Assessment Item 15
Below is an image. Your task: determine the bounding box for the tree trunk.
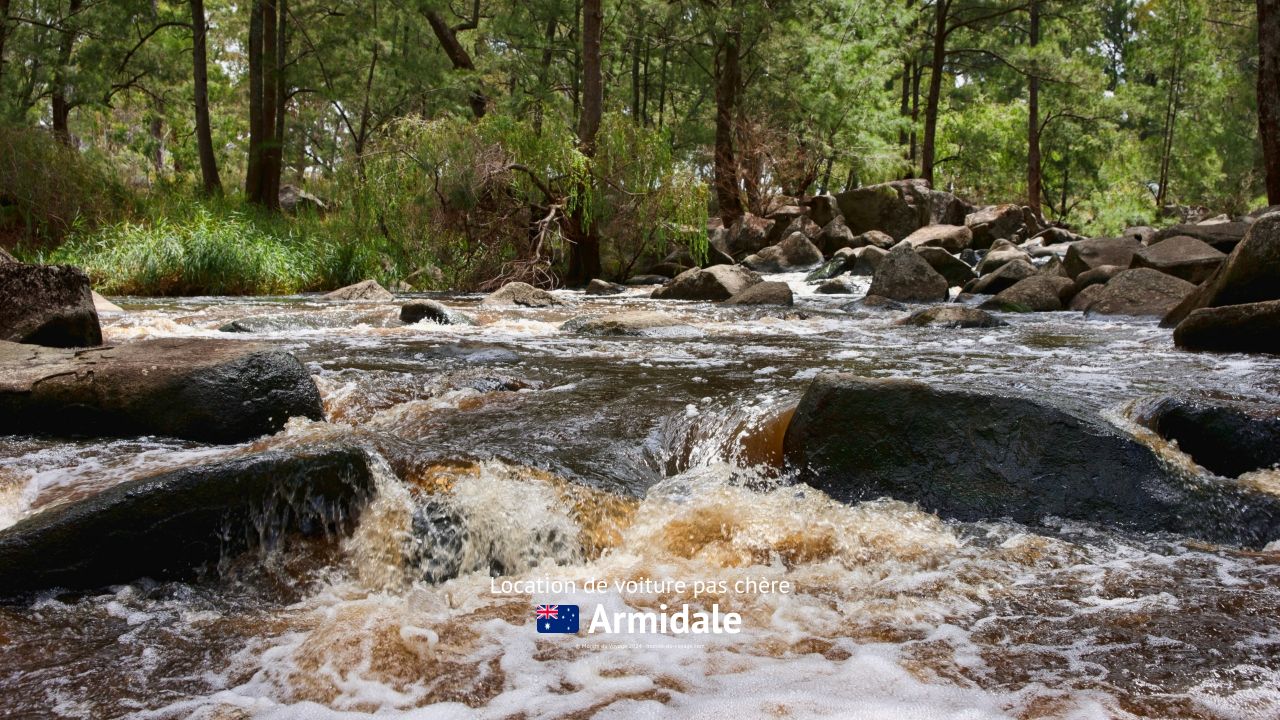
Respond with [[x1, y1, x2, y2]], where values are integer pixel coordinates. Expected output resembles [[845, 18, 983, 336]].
[[714, 28, 744, 226], [566, 0, 603, 286], [191, 0, 222, 194], [1261, 0, 1280, 205], [425, 9, 487, 119], [246, 0, 280, 209], [0, 0, 11, 89], [51, 0, 82, 146], [921, 0, 948, 187], [1026, 0, 1042, 216], [246, 0, 265, 203]]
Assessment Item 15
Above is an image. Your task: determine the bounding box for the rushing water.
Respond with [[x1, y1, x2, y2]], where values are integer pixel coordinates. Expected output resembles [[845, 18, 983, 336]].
[[2, 273, 1280, 719]]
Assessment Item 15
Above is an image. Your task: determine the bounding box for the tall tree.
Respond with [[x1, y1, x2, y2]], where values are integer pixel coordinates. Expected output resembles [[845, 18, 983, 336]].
[[714, 24, 744, 225], [1026, 0, 1041, 215], [245, 0, 282, 209], [190, 0, 221, 194], [566, 0, 602, 285], [1261, 0, 1280, 205], [51, 0, 83, 145], [424, 0, 487, 119]]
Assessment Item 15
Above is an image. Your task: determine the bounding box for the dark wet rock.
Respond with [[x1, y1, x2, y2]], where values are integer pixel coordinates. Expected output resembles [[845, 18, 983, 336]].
[[782, 373, 1280, 547], [815, 216, 856, 256], [0, 263, 102, 348], [0, 338, 325, 443], [916, 247, 977, 286], [400, 300, 475, 325], [324, 279, 394, 301], [1071, 265, 1125, 295], [1069, 283, 1105, 312], [585, 279, 628, 296], [815, 277, 857, 295], [652, 265, 762, 301], [867, 244, 949, 303], [980, 275, 1074, 312], [1063, 237, 1141, 278], [806, 247, 858, 281], [430, 368, 537, 394], [976, 239, 1031, 275], [625, 274, 668, 286], [1130, 235, 1225, 284], [903, 224, 973, 253], [742, 232, 824, 272], [0, 445, 374, 600], [834, 179, 970, 240], [1151, 222, 1249, 253], [721, 213, 776, 259], [723, 281, 794, 306], [644, 262, 692, 279], [898, 306, 1008, 328], [218, 320, 255, 333], [967, 258, 1037, 295], [966, 204, 1029, 249], [1139, 396, 1280, 478], [1162, 212, 1280, 327], [842, 295, 908, 312], [564, 310, 691, 335], [480, 282, 557, 308], [1173, 300, 1280, 354], [1085, 268, 1196, 318], [431, 343, 522, 363]]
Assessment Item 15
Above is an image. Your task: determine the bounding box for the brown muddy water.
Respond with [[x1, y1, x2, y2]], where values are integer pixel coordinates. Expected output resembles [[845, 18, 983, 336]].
[[2, 273, 1279, 719]]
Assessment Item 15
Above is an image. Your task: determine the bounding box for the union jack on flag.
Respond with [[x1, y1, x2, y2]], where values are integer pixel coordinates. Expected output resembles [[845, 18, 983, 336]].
[[535, 604, 579, 633]]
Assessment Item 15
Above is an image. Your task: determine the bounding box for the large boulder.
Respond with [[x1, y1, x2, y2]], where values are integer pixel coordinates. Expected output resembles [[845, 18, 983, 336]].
[[1063, 237, 1141, 278], [400, 300, 475, 326], [815, 216, 856, 256], [1084, 268, 1197, 318], [0, 263, 102, 348], [1173, 301, 1280, 354], [0, 445, 374, 599], [1138, 396, 1280, 478], [324, 279, 394, 301], [979, 275, 1074, 312], [720, 213, 776, 259], [916, 247, 977, 286], [1068, 284, 1105, 312], [765, 215, 823, 246], [722, 281, 794, 306], [651, 265, 762, 301], [851, 230, 896, 250], [805, 194, 841, 228], [903, 224, 973, 253], [849, 245, 889, 276], [834, 179, 969, 240], [867, 244, 949, 302], [1130, 235, 1225, 284], [968, 258, 1038, 295], [742, 232, 824, 272], [1071, 265, 1125, 295], [1151, 222, 1249, 253], [966, 204, 1030, 249], [0, 338, 325, 443], [480, 281, 557, 307], [975, 239, 1031, 275], [897, 306, 1008, 328], [1162, 212, 1280, 327], [782, 374, 1280, 547]]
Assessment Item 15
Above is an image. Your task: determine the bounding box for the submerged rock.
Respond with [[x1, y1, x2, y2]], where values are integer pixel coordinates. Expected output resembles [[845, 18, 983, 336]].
[[584, 279, 628, 295], [0, 445, 374, 600], [722, 281, 794, 306], [0, 263, 102, 348], [480, 282, 557, 308], [867, 244, 949, 302], [563, 310, 691, 335], [400, 299, 475, 325], [324, 279, 394, 301], [1173, 300, 1280, 354], [898, 306, 1008, 328], [651, 265, 762, 301], [218, 320, 255, 333], [1139, 396, 1280, 478], [0, 338, 324, 443], [815, 277, 857, 295], [782, 373, 1280, 547]]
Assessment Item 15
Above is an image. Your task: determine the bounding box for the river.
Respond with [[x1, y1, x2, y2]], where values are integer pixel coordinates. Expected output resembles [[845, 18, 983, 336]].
[[2, 273, 1279, 719]]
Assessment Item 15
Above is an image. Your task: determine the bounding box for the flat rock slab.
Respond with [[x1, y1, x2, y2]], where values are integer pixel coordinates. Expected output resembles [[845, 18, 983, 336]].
[[0, 445, 374, 600], [0, 338, 325, 443], [782, 373, 1280, 547]]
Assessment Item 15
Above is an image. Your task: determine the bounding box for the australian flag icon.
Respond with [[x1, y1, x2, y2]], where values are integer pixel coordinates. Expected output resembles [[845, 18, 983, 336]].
[[535, 604, 579, 634]]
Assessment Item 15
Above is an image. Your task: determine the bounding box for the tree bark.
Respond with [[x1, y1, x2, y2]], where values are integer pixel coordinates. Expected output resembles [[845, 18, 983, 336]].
[[51, 0, 82, 146], [425, 9, 487, 119], [0, 0, 11, 89], [1026, 0, 1042, 215], [1261, 0, 1280, 205], [191, 0, 222, 194], [921, 0, 948, 187], [246, 0, 280, 209], [714, 27, 744, 226], [566, 0, 603, 286]]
